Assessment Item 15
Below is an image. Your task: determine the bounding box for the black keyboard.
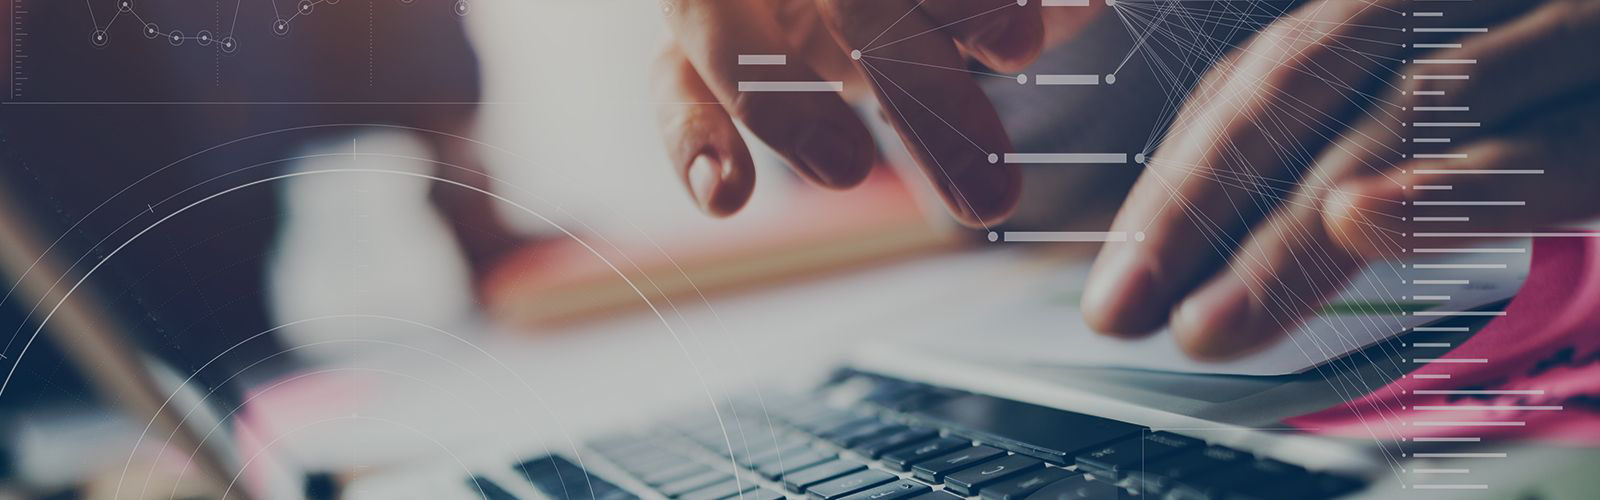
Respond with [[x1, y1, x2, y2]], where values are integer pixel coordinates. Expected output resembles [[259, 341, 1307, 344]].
[[468, 372, 1365, 500]]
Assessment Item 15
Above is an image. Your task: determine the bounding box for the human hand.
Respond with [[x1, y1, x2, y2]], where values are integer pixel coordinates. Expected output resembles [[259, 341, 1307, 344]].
[[1083, 0, 1600, 359], [651, 0, 1098, 226]]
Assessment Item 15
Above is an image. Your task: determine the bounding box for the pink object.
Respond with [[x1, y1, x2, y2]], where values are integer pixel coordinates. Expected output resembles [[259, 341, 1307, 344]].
[[1289, 234, 1600, 442]]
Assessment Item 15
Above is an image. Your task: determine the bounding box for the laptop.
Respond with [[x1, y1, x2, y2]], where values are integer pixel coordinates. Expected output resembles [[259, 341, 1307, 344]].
[[2, 151, 1491, 500]]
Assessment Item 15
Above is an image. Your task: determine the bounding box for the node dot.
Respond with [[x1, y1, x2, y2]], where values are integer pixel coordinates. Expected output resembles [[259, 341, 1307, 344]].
[[273, 19, 289, 35], [1017, 74, 1028, 84], [850, 49, 861, 61], [1104, 74, 1117, 84], [168, 30, 183, 46], [221, 36, 238, 53], [1134, 153, 1146, 164], [1017, 0, 1027, 5], [454, 0, 469, 15], [145, 23, 160, 39], [197, 30, 212, 46], [1134, 231, 1146, 242], [120, 0, 132, 12], [1106, 0, 1116, 6], [90, 29, 108, 47], [298, 0, 313, 14], [987, 153, 999, 164], [988, 231, 1000, 242]]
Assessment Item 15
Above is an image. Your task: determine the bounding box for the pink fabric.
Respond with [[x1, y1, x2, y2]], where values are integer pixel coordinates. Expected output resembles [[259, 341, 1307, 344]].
[[1289, 234, 1600, 442]]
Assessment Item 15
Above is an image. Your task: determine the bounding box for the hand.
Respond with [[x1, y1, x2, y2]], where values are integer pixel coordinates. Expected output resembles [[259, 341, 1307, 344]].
[[1083, 0, 1600, 359], [651, 0, 1097, 226]]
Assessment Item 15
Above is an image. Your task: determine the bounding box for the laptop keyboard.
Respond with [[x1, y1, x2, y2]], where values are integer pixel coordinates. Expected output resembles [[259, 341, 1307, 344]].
[[472, 374, 1366, 500]]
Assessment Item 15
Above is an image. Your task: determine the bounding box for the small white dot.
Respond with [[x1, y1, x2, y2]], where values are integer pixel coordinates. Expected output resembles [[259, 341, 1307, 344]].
[[850, 49, 861, 61], [1104, 74, 1117, 84], [1017, 0, 1026, 5], [988, 231, 1000, 242], [987, 153, 999, 164], [1134, 231, 1146, 242], [1017, 74, 1028, 84], [1134, 153, 1146, 164]]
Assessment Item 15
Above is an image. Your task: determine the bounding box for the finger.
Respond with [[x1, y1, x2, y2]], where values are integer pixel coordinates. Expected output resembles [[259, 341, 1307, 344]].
[[915, 0, 1045, 72], [821, 0, 1023, 226], [1326, 95, 1600, 259], [1311, 0, 1600, 256], [663, 0, 874, 190], [1082, 0, 1535, 336], [1170, 186, 1366, 361], [1183, 77, 1600, 360], [652, 44, 758, 217]]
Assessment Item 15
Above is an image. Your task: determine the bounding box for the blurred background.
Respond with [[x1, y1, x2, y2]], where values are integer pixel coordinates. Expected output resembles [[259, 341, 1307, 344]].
[[0, 1, 1165, 497]]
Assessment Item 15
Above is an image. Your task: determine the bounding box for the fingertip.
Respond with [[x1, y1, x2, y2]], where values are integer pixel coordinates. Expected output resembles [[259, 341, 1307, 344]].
[[1171, 287, 1258, 361], [686, 150, 755, 217], [794, 120, 875, 190], [1171, 281, 1294, 362], [1081, 246, 1164, 337], [969, 9, 1046, 73], [946, 161, 1022, 227]]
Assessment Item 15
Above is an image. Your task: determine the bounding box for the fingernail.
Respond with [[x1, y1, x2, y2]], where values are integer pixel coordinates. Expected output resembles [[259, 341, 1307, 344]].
[[797, 127, 862, 188], [1172, 282, 1259, 360], [950, 159, 1020, 225], [1083, 246, 1158, 336], [687, 154, 721, 211]]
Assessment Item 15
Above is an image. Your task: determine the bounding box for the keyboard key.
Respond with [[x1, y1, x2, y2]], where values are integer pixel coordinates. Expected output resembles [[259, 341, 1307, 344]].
[[943, 454, 1043, 495], [1022, 474, 1121, 500], [910, 394, 1143, 465], [806, 470, 897, 500], [829, 423, 907, 448], [466, 476, 519, 500], [611, 450, 689, 475], [881, 437, 971, 472], [754, 449, 836, 480], [1073, 432, 1199, 480], [1123, 446, 1248, 495], [911, 446, 1005, 483], [838, 480, 930, 500], [903, 491, 963, 500], [679, 478, 758, 500], [514, 455, 636, 500], [659, 470, 734, 497], [780, 459, 867, 492], [640, 463, 712, 486], [816, 417, 888, 441], [795, 412, 870, 434], [978, 467, 1076, 500], [853, 428, 938, 459], [740, 442, 811, 467], [744, 489, 788, 500]]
